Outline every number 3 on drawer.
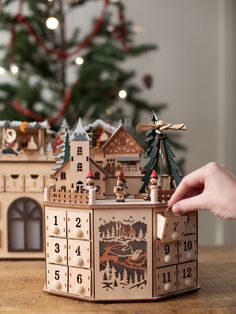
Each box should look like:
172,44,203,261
156,213,188,242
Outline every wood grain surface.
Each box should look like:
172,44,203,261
0,246,236,314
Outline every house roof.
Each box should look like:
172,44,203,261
51,160,69,178
88,157,111,177
99,124,144,153
84,119,116,134
51,156,111,179
70,118,90,142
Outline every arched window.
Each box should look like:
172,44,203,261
77,147,83,155
61,172,66,180
76,181,83,193
8,198,42,252
77,163,83,172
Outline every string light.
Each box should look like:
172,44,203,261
75,56,84,65
107,25,114,32
46,16,59,30
0,67,6,76
118,89,127,99
133,25,144,34
10,64,19,75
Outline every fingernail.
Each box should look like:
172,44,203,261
172,203,183,214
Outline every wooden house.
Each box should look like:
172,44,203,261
0,120,54,259
43,118,198,302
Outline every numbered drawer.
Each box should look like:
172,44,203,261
156,213,187,243
156,240,178,267
47,264,68,293
46,237,67,265
46,209,66,238
67,211,90,240
69,267,92,297
178,234,197,263
177,261,197,291
156,265,177,296
184,213,197,235
68,239,91,268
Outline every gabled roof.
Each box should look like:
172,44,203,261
84,119,116,134
51,156,111,179
88,157,111,177
51,160,69,178
99,124,144,153
70,118,90,142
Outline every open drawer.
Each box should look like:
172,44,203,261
156,213,188,243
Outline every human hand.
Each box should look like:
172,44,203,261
168,162,236,219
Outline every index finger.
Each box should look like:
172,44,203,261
168,166,206,207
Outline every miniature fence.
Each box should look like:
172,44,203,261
158,189,174,203
48,190,89,204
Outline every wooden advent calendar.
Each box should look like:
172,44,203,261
43,117,198,301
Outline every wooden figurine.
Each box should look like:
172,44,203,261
144,169,158,200
85,171,95,190
43,114,198,302
113,170,128,202
0,120,55,259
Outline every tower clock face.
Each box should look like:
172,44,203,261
5,128,17,144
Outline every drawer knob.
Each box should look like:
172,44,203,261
53,281,61,290
76,285,85,294
54,254,62,263
52,226,60,235
74,257,84,266
164,283,172,291
164,255,172,264
171,232,179,241
74,229,83,238
186,251,194,259
185,278,192,287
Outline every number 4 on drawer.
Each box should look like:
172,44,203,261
156,214,187,243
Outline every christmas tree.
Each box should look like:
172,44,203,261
139,111,160,193
0,0,162,127
138,111,185,193
53,128,70,171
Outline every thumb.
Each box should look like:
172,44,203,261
172,194,207,214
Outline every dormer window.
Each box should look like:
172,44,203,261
77,147,83,155
61,172,66,180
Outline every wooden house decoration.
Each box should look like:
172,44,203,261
0,120,54,259
43,116,198,302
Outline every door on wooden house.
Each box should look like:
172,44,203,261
76,181,84,193
7,197,42,252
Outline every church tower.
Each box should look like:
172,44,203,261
70,118,90,193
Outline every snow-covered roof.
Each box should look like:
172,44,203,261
0,120,49,129
70,118,90,142
84,119,116,134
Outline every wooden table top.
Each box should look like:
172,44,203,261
0,246,236,313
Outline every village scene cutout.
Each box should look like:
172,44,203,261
98,213,149,295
